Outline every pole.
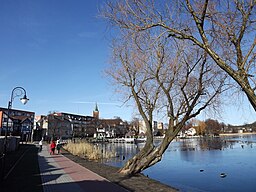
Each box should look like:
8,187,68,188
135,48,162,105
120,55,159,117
2,86,29,180
4,87,29,154
4,101,12,154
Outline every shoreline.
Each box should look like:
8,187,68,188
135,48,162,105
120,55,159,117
61,149,178,192
219,132,256,136
61,133,256,191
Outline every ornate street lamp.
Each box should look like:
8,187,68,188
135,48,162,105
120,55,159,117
4,87,29,153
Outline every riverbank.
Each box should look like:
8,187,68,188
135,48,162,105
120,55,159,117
219,132,256,136
61,148,178,192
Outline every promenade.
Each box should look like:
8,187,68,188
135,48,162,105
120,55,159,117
38,144,128,192
1,144,177,192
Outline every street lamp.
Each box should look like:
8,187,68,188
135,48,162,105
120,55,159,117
4,87,29,153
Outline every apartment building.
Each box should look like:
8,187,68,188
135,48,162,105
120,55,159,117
35,104,128,140
0,107,35,141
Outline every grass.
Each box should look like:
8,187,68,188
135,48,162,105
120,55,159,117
63,142,116,160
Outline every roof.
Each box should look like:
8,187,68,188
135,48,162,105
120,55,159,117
11,116,32,123
0,107,35,114
95,103,99,112
99,118,124,126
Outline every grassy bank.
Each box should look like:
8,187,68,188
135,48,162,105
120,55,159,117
63,142,116,160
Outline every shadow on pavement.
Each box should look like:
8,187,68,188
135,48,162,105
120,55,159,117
1,144,43,192
1,143,176,192
41,180,130,192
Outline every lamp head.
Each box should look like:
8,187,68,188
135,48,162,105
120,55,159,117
20,94,29,105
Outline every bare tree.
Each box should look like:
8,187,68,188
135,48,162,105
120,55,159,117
190,119,206,135
102,0,256,111
205,118,222,135
105,30,227,175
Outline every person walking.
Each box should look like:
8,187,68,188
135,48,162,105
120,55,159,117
50,140,56,155
39,138,43,152
56,139,61,154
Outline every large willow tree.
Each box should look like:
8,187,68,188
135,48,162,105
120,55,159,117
105,29,227,174
103,0,256,111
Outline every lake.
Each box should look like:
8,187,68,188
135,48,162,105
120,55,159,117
102,134,256,192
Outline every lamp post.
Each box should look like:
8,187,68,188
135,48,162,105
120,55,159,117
4,87,29,153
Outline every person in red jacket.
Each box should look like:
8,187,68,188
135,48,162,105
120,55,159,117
50,140,56,155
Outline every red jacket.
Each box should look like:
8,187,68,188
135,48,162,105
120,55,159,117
50,142,56,149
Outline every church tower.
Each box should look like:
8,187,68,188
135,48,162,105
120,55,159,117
93,103,99,119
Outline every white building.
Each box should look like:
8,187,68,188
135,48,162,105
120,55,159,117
138,120,162,135
185,128,197,136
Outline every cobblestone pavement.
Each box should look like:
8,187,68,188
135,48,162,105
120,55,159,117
61,148,178,192
38,145,128,192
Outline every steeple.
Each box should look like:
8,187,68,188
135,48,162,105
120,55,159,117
95,103,99,112
93,103,99,119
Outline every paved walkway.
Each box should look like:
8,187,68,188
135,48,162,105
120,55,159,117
38,145,129,192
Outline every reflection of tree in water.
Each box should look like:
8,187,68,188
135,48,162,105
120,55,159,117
102,143,141,164
180,137,234,151
179,139,198,151
199,137,230,150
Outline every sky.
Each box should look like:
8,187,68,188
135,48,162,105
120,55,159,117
0,0,255,125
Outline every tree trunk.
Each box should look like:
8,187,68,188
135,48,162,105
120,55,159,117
205,48,256,111
237,75,256,111
119,125,182,175
246,92,256,111
118,143,159,175
224,68,256,111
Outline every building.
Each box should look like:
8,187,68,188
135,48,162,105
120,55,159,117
53,112,96,138
0,107,35,141
138,120,147,135
157,122,164,130
35,104,129,140
92,104,128,138
34,115,48,141
94,118,128,138
185,128,197,136
138,120,163,136
93,103,99,119
35,112,97,140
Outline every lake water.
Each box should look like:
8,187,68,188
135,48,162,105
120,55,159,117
102,134,256,192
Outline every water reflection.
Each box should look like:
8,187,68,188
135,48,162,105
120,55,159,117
100,142,144,165
102,136,256,164
102,134,256,192
178,137,236,151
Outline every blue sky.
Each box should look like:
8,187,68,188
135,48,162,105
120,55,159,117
0,0,255,125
